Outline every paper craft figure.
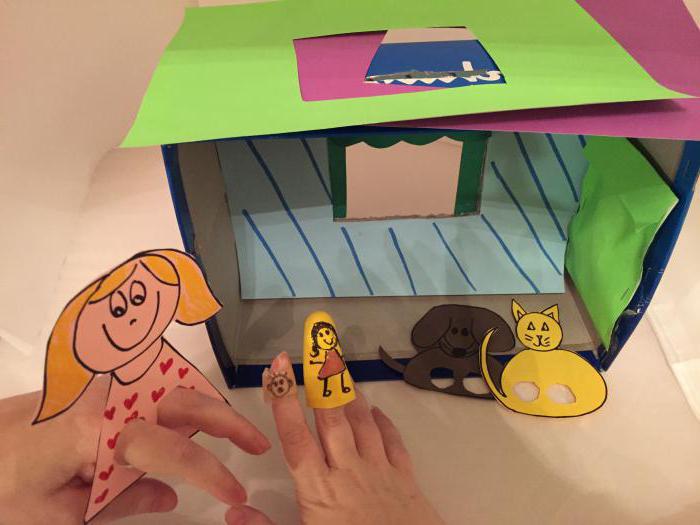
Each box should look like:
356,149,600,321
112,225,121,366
379,305,514,398
303,311,356,408
365,28,504,88
32,249,225,522
480,299,608,417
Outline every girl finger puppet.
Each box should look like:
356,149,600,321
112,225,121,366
303,311,356,409
32,249,226,522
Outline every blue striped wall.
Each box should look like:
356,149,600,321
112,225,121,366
218,132,587,299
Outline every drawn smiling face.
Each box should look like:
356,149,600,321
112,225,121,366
314,324,337,351
74,263,179,373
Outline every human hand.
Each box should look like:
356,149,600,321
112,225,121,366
0,377,270,525
225,352,444,525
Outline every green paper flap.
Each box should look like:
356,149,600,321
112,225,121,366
122,0,687,148
565,137,678,348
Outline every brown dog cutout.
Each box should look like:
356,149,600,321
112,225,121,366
379,304,515,398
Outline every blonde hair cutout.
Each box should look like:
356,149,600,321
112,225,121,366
146,249,221,325
34,249,221,424
34,282,99,423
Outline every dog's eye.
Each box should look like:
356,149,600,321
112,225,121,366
451,328,458,335
461,328,469,336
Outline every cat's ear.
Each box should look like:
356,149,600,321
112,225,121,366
542,304,559,322
511,299,526,321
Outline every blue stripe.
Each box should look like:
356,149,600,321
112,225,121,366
545,133,579,203
340,227,374,295
388,227,417,295
300,138,331,202
242,209,296,297
480,214,540,293
491,161,562,276
246,140,336,297
432,222,477,292
514,132,567,241
578,135,587,148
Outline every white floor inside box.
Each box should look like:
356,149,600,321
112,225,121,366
231,280,597,365
218,132,587,299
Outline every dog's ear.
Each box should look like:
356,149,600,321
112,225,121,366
471,308,515,354
411,305,453,350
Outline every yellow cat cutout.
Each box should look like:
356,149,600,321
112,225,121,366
303,311,356,409
480,300,607,418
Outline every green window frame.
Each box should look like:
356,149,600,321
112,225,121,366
327,130,490,219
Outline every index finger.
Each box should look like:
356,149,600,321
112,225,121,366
266,352,328,476
158,387,271,455
116,419,247,505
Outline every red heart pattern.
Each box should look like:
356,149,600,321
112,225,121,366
160,358,174,375
94,488,109,504
107,432,120,450
178,367,189,379
103,406,115,420
123,393,138,410
151,387,166,403
98,464,114,481
124,411,139,424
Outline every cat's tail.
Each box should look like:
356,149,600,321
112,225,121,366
480,329,507,400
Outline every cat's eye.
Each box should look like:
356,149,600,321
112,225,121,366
542,322,549,331
527,322,535,330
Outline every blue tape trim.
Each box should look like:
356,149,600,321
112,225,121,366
601,140,700,370
546,133,579,203
233,350,600,387
481,214,540,293
242,209,296,297
340,226,374,295
247,139,336,297
432,222,477,292
388,227,417,295
514,132,567,241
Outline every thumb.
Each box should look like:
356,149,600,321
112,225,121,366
226,505,276,525
93,478,177,523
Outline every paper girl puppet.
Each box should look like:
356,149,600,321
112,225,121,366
32,249,225,522
303,311,356,409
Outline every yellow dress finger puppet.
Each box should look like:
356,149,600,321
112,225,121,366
480,300,607,418
303,311,356,408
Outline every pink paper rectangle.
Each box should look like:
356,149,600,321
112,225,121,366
293,1,700,140
394,0,700,140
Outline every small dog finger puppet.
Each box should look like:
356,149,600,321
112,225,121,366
303,311,356,409
32,249,226,522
